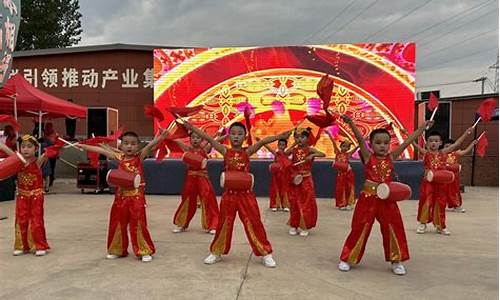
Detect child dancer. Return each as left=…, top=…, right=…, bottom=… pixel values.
left=414, top=127, right=472, bottom=235
left=0, top=135, right=51, bottom=256
left=171, top=131, right=225, bottom=234
left=78, top=130, right=167, bottom=262
left=327, top=132, right=358, bottom=210
left=259, top=137, right=291, bottom=212
left=287, top=128, right=325, bottom=237
left=338, top=117, right=432, bottom=275
left=184, top=121, right=291, bottom=268
left=443, top=138, right=478, bottom=213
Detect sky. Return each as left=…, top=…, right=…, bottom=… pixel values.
left=78, top=0, right=499, bottom=98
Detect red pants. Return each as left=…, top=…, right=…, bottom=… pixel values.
left=210, top=191, right=272, bottom=256
left=335, top=170, right=355, bottom=208
left=173, top=174, right=219, bottom=230
left=14, top=191, right=50, bottom=251
left=269, top=173, right=289, bottom=209
left=340, top=191, right=409, bottom=264
left=447, top=172, right=462, bottom=208
left=418, top=180, right=447, bottom=229
left=288, top=175, right=317, bottom=230
left=107, top=192, right=155, bottom=257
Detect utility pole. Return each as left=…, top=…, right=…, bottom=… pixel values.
left=489, top=55, right=499, bottom=92
left=473, top=76, right=487, bottom=94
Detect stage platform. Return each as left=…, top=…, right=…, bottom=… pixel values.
left=110, top=159, right=425, bottom=199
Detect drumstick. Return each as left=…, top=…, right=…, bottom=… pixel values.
left=293, top=160, right=306, bottom=166
left=58, top=137, right=83, bottom=151
left=472, top=117, right=481, bottom=129
left=426, top=107, right=438, bottom=130
left=477, top=131, right=486, bottom=140
left=59, top=157, right=77, bottom=169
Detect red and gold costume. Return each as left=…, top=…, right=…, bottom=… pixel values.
left=269, top=151, right=290, bottom=209
left=173, top=148, right=219, bottom=230
left=210, top=148, right=273, bottom=257
left=340, top=155, right=409, bottom=264
left=334, top=152, right=355, bottom=208
left=417, top=151, right=448, bottom=229
left=107, top=154, right=155, bottom=257
left=287, top=147, right=318, bottom=230
left=444, top=152, right=462, bottom=208
left=14, top=159, right=50, bottom=252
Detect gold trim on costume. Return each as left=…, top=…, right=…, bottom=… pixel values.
left=246, top=220, right=268, bottom=256
left=17, top=188, right=43, bottom=197
left=136, top=223, right=153, bottom=256
left=347, top=224, right=369, bottom=264
left=14, top=223, right=23, bottom=250
left=211, top=220, right=229, bottom=256
left=389, top=225, right=402, bottom=262
left=108, top=226, right=123, bottom=255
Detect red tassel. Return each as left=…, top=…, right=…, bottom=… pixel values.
left=427, top=92, right=439, bottom=111
left=80, top=127, right=124, bottom=145
left=0, top=115, right=20, bottom=131
left=144, top=104, right=165, bottom=122
left=477, top=98, right=497, bottom=122
left=306, top=111, right=337, bottom=128
left=316, top=74, right=334, bottom=111
left=476, top=132, right=488, bottom=157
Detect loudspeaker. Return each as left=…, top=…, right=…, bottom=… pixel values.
left=87, top=107, right=119, bottom=138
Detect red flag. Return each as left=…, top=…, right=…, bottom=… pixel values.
left=244, top=107, right=253, bottom=145
left=427, top=92, right=439, bottom=111
left=309, top=128, right=323, bottom=146
left=306, top=111, right=337, bottom=128
left=169, top=124, right=189, bottom=139
left=44, top=145, right=61, bottom=158
left=80, top=127, right=124, bottom=145
left=317, top=74, right=334, bottom=111
left=144, top=104, right=165, bottom=122
left=168, top=105, right=203, bottom=118
left=476, top=132, right=488, bottom=157
left=0, top=115, right=20, bottom=131
left=476, top=98, right=497, bottom=122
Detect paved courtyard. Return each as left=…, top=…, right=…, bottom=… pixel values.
left=0, top=182, right=498, bottom=300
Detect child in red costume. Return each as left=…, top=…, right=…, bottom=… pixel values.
left=338, top=115, right=432, bottom=276
left=185, top=121, right=291, bottom=268
left=260, top=138, right=291, bottom=212
left=171, top=131, right=225, bottom=234
left=286, top=128, right=325, bottom=237
left=442, top=138, right=478, bottom=213
left=414, top=128, right=472, bottom=235
left=327, top=132, right=358, bottom=210
left=1, top=135, right=53, bottom=256
left=78, top=130, right=167, bottom=262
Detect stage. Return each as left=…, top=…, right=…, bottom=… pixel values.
left=110, top=159, right=425, bottom=199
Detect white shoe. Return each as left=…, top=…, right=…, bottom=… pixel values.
left=106, top=254, right=119, bottom=259
left=271, top=208, right=278, bottom=212
left=283, top=208, right=290, bottom=212
left=208, top=229, right=216, bottom=235
left=172, top=226, right=185, bottom=233
left=141, top=255, right=153, bottom=262
left=338, top=261, right=351, bottom=272
left=299, top=229, right=309, bottom=237
left=339, top=206, right=347, bottom=210
left=391, top=262, right=406, bottom=275
left=346, top=205, right=353, bottom=210
left=436, top=228, right=451, bottom=235
left=416, top=223, right=426, bottom=234
left=454, top=207, right=466, bottom=213
left=13, top=250, right=25, bottom=256
left=204, top=253, right=222, bottom=264
left=262, top=254, right=277, bottom=268
left=35, top=250, right=47, bottom=256
left=288, top=227, right=298, bottom=236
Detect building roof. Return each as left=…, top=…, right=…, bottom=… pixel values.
left=13, top=43, right=185, bottom=57
left=416, top=92, right=498, bottom=103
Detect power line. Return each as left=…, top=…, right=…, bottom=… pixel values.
left=420, top=47, right=498, bottom=70
left=418, top=4, right=497, bottom=46
left=303, top=0, right=358, bottom=43
left=320, top=0, right=381, bottom=42
left=401, top=0, right=494, bottom=40
left=364, top=0, right=433, bottom=42
left=417, top=79, right=478, bottom=89
left=419, top=28, right=497, bottom=61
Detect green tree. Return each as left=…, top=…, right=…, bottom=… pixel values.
left=17, top=0, right=82, bottom=50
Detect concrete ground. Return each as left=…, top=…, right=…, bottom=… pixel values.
left=0, top=182, right=498, bottom=300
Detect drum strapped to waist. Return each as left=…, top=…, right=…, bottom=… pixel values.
left=363, top=180, right=412, bottom=202
left=106, top=169, right=141, bottom=189
left=290, top=171, right=311, bottom=185
left=425, top=170, right=455, bottom=184
left=182, top=152, right=207, bottom=170
left=220, top=171, right=254, bottom=191
left=0, top=152, right=27, bottom=180
left=445, top=164, right=461, bottom=173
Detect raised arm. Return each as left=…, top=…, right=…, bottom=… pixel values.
left=341, top=115, right=370, bottom=163
left=443, top=127, right=473, bottom=154
left=183, top=121, right=226, bottom=155
left=204, top=133, right=227, bottom=154
left=284, top=140, right=297, bottom=156
left=391, top=121, right=433, bottom=160
left=326, top=131, right=340, bottom=154
left=305, top=147, right=326, bottom=161
left=246, top=130, right=292, bottom=156
left=174, top=139, right=192, bottom=152
left=140, top=128, right=169, bottom=160
left=77, top=144, right=118, bottom=160
left=348, top=145, right=359, bottom=156
left=255, top=137, right=276, bottom=155
left=402, top=128, right=427, bottom=154
left=0, top=142, right=15, bottom=156
left=456, top=139, right=478, bottom=156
